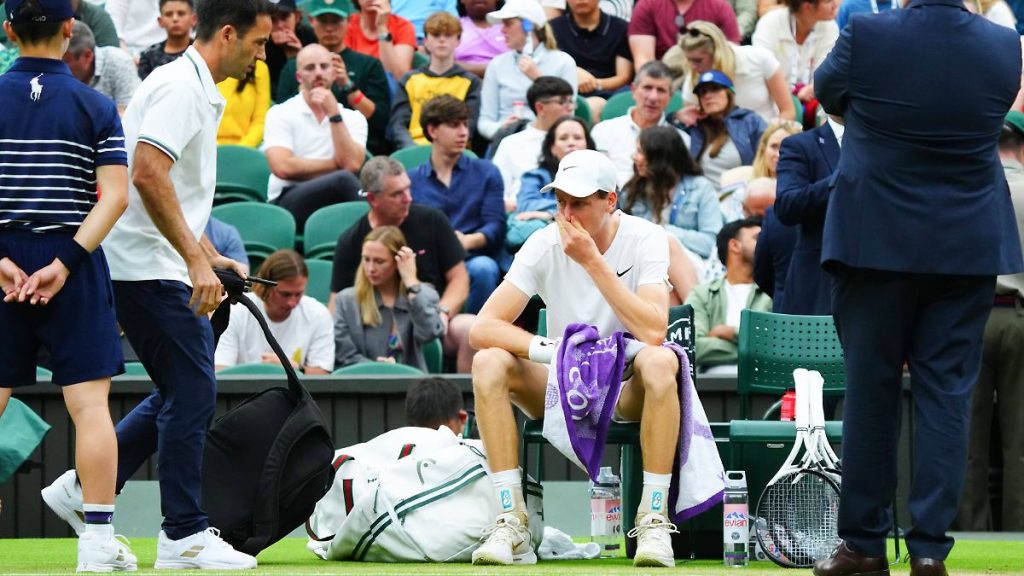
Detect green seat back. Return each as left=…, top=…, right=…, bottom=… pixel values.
left=412, top=50, right=429, bottom=69
left=211, top=203, right=296, bottom=269
left=215, top=145, right=270, bottom=204
left=736, top=309, right=845, bottom=419
left=216, top=362, right=287, bottom=375
left=332, top=362, right=425, bottom=376
left=304, top=259, right=333, bottom=306
left=303, top=201, right=369, bottom=261
left=423, top=338, right=443, bottom=374
left=390, top=145, right=478, bottom=171
left=574, top=94, right=593, bottom=126
left=666, top=92, right=683, bottom=115
left=121, top=362, right=149, bottom=376
left=600, top=91, right=634, bottom=121
left=35, top=366, right=52, bottom=380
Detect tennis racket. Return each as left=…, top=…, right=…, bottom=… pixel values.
left=754, top=369, right=841, bottom=568
left=803, top=370, right=841, bottom=475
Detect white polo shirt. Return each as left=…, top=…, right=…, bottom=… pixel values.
left=214, top=294, right=335, bottom=372
left=491, top=123, right=546, bottom=203
left=106, top=47, right=225, bottom=284
left=591, top=108, right=691, bottom=188
left=262, top=93, right=368, bottom=202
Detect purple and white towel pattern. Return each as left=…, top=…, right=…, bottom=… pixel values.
left=542, top=323, right=725, bottom=522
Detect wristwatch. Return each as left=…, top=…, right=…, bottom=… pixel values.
left=378, top=32, right=393, bottom=43
left=339, top=81, right=357, bottom=97
left=328, top=114, right=344, bottom=123
left=406, top=283, right=422, bottom=295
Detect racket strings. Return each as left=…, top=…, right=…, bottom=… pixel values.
left=757, top=471, right=841, bottom=567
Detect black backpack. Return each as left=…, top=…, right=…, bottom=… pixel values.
left=201, top=270, right=337, bottom=556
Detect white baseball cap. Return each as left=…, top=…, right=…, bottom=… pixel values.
left=540, top=150, right=618, bottom=198
left=486, top=0, right=548, bottom=27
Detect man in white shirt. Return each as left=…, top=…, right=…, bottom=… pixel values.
left=591, top=61, right=690, bottom=187
left=685, top=218, right=771, bottom=372
left=263, top=43, right=367, bottom=232
left=63, top=20, right=139, bottom=115
left=215, top=250, right=334, bottom=374
left=468, top=150, right=684, bottom=568
left=491, top=76, right=575, bottom=210
left=47, top=1, right=271, bottom=569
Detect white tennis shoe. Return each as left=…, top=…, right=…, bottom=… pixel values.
left=630, top=512, right=678, bottom=568
left=42, top=469, right=86, bottom=535
left=471, top=512, right=537, bottom=565
left=155, top=528, right=257, bottom=570
left=77, top=528, right=138, bottom=573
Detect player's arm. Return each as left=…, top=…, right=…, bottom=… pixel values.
left=132, top=142, right=221, bottom=315
left=558, top=214, right=668, bottom=345
left=199, top=233, right=247, bottom=279
left=468, top=280, right=535, bottom=357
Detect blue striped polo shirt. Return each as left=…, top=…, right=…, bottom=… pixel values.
left=0, top=57, right=127, bottom=232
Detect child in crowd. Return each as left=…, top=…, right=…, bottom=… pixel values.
left=137, top=0, right=196, bottom=80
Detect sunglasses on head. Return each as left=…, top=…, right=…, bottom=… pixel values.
left=676, top=15, right=712, bottom=40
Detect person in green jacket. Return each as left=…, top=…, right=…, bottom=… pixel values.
left=686, top=217, right=772, bottom=371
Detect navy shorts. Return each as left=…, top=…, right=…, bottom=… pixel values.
left=0, top=230, right=123, bottom=387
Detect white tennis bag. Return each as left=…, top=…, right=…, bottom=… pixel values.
left=306, top=426, right=544, bottom=562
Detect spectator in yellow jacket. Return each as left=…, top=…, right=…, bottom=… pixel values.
left=217, top=59, right=272, bottom=147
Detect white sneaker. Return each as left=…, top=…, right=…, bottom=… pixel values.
left=629, top=513, right=678, bottom=568
left=77, top=529, right=138, bottom=572
left=155, top=528, right=257, bottom=570
left=471, top=512, right=537, bottom=565
left=42, top=469, right=85, bottom=535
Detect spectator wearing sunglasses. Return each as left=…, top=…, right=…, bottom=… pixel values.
left=673, top=20, right=795, bottom=125
left=628, top=0, right=741, bottom=72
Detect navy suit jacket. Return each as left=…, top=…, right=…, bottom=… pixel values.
left=753, top=207, right=796, bottom=313
left=774, top=123, right=840, bottom=314
left=814, top=0, right=1023, bottom=276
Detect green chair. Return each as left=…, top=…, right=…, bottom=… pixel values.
left=211, top=202, right=296, bottom=270
left=423, top=338, right=443, bottom=374
left=600, top=91, right=635, bottom=121
left=736, top=309, right=845, bottom=419
left=390, top=145, right=478, bottom=171
left=215, top=145, right=270, bottom=204
left=304, top=259, right=333, bottom=306
left=121, top=362, right=149, bottom=376
left=574, top=94, right=593, bottom=126
left=35, top=366, right=52, bottom=380
left=216, top=363, right=287, bottom=375
left=412, top=50, right=429, bottom=70
left=303, top=201, right=369, bottom=261
left=666, top=92, right=683, bottom=115
left=332, top=362, right=425, bottom=376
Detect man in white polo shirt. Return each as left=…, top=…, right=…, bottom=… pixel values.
left=43, top=0, right=271, bottom=570
left=263, top=42, right=367, bottom=232
left=590, top=60, right=690, bottom=187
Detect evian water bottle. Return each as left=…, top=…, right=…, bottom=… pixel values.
left=590, top=466, right=622, bottom=557
left=723, top=470, right=749, bottom=567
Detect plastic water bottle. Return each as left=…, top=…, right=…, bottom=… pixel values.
left=723, top=470, right=749, bottom=567
left=590, top=466, right=622, bottom=557
left=512, top=100, right=527, bottom=119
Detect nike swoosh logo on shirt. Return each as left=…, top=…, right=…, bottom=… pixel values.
left=617, top=266, right=633, bottom=277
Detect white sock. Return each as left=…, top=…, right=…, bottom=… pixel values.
left=490, top=469, right=526, bottom=516
left=83, top=503, right=115, bottom=536
left=639, top=472, right=672, bottom=517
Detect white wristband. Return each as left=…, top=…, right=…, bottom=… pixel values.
left=528, top=335, right=557, bottom=364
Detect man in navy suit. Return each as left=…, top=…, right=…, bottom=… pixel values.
left=812, top=1, right=1022, bottom=575
left=773, top=119, right=841, bottom=315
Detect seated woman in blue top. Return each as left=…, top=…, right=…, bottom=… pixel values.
left=687, top=70, right=767, bottom=190
left=334, top=226, right=445, bottom=372
left=506, top=115, right=594, bottom=251
left=620, top=125, right=722, bottom=302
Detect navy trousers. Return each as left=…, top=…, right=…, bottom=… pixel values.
left=112, top=280, right=217, bottom=540
left=830, top=266, right=994, bottom=560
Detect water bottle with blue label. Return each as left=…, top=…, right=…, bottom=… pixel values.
left=723, top=470, right=749, bottom=567
left=590, top=466, right=622, bottom=557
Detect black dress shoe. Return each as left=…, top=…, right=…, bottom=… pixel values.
left=812, top=542, right=890, bottom=576
left=910, top=558, right=948, bottom=576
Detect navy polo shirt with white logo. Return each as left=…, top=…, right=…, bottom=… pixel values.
left=0, top=57, right=127, bottom=232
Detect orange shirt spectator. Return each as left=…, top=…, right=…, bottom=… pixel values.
left=345, top=0, right=416, bottom=77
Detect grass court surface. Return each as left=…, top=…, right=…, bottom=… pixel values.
left=1, top=537, right=1022, bottom=574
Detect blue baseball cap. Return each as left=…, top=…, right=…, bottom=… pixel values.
left=6, top=0, right=74, bottom=24
left=693, top=70, right=735, bottom=94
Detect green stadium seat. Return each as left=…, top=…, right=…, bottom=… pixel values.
left=332, top=362, right=425, bottom=376
left=303, top=201, right=369, bottom=261
left=599, top=91, right=634, bottom=121
left=36, top=366, right=52, bottom=380
left=304, top=259, right=333, bottom=306
left=120, top=362, right=149, bottom=377
left=574, top=94, right=593, bottom=126
left=211, top=202, right=296, bottom=270
left=215, top=145, right=270, bottom=204
left=216, top=363, right=287, bottom=375
left=423, top=338, right=443, bottom=374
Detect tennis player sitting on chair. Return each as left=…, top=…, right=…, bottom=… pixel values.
left=469, top=149, right=682, bottom=567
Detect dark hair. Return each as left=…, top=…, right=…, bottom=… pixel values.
left=9, top=0, right=65, bottom=44
left=527, top=76, right=573, bottom=115
left=537, top=115, right=595, bottom=175
left=405, top=377, right=464, bottom=429
left=716, top=217, right=760, bottom=264
left=696, top=88, right=736, bottom=160
left=419, top=94, right=469, bottom=143
left=159, top=0, right=195, bottom=9
left=622, top=126, right=701, bottom=224
left=194, top=0, right=271, bottom=43
left=785, top=0, right=819, bottom=12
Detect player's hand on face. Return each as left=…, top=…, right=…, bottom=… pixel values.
left=0, top=257, right=28, bottom=303
left=18, top=258, right=68, bottom=305
left=187, top=260, right=223, bottom=317
left=556, top=213, right=600, bottom=267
